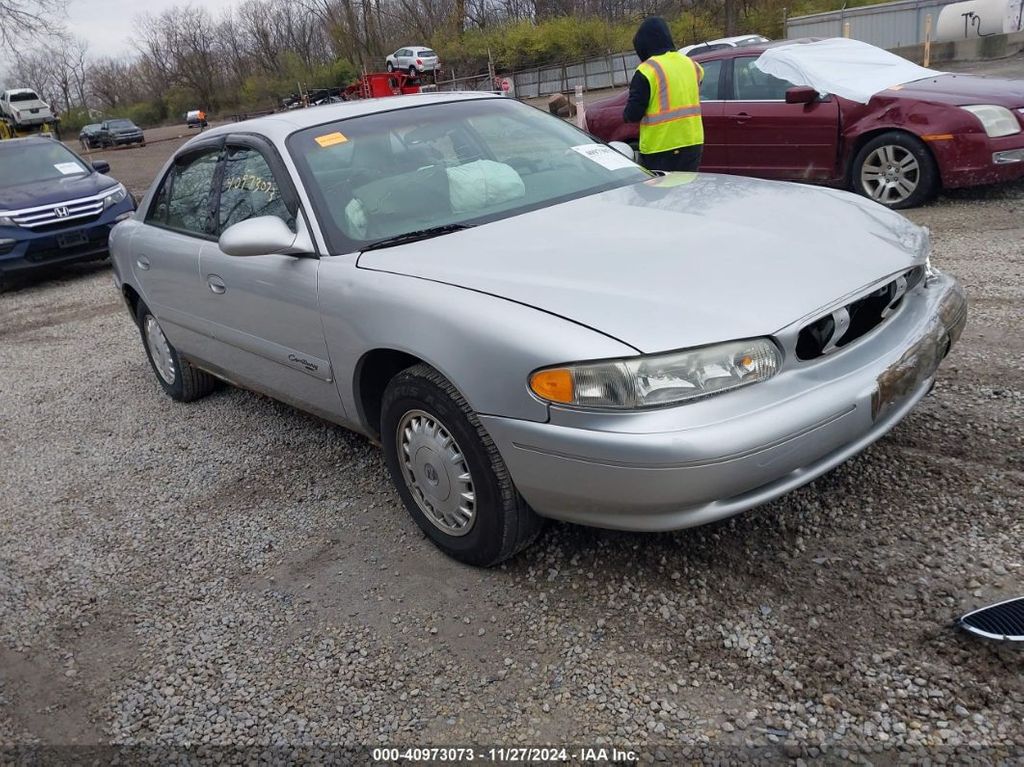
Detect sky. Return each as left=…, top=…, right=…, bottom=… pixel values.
left=66, top=0, right=244, bottom=57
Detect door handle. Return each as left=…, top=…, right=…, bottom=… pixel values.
left=207, top=274, right=226, bottom=294
left=136, top=256, right=150, bottom=270
left=735, top=112, right=752, bottom=123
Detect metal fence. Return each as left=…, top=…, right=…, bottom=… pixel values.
left=435, top=52, right=639, bottom=98
left=785, top=0, right=961, bottom=48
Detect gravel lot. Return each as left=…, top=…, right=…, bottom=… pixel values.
left=2, top=97, right=1023, bottom=761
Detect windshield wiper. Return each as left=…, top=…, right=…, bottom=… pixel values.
left=361, top=223, right=474, bottom=252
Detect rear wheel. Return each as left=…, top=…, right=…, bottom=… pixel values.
left=136, top=301, right=216, bottom=402
left=380, top=364, right=542, bottom=567
left=408, top=66, right=417, bottom=79
left=852, top=131, right=938, bottom=209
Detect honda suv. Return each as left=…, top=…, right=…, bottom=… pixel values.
left=0, top=137, right=135, bottom=285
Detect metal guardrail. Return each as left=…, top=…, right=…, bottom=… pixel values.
left=435, top=52, right=639, bottom=98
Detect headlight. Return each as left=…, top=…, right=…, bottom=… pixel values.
left=102, top=184, right=127, bottom=208
left=529, top=338, right=782, bottom=410
left=0, top=215, right=16, bottom=227
left=961, top=105, right=1021, bottom=138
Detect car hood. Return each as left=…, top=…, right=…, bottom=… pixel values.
left=357, top=174, right=929, bottom=353
left=888, top=73, right=1024, bottom=107
left=0, top=173, right=117, bottom=211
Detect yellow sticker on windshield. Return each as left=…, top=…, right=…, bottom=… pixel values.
left=315, top=132, right=348, bottom=148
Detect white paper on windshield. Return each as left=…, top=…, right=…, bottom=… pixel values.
left=54, top=162, right=84, bottom=175
left=754, top=38, right=943, bottom=105
left=571, top=143, right=636, bottom=170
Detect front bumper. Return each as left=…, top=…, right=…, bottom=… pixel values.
left=0, top=201, right=135, bottom=276
left=111, top=133, right=144, bottom=145
left=481, top=272, right=967, bottom=532
left=933, top=131, right=1024, bottom=189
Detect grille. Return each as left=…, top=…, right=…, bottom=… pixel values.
left=10, top=196, right=105, bottom=230
left=959, top=597, right=1024, bottom=641
left=796, top=266, right=925, bottom=360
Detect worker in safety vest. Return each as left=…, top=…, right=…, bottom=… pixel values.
left=623, top=17, right=704, bottom=172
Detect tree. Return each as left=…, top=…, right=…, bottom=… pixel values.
left=0, top=0, right=67, bottom=49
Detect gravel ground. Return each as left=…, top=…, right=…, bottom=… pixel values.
left=2, top=104, right=1023, bottom=762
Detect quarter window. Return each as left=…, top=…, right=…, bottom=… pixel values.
left=148, top=149, right=220, bottom=235
left=698, top=59, right=723, bottom=100
left=732, top=56, right=796, bottom=101
left=217, top=147, right=292, bottom=233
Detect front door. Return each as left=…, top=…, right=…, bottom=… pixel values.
left=196, top=137, right=344, bottom=420
left=723, top=55, right=840, bottom=181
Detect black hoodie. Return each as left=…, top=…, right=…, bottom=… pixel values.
left=623, top=17, right=676, bottom=125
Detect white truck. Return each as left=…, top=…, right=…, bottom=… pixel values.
left=1, top=88, right=55, bottom=129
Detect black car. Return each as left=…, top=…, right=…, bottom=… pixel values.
left=0, top=136, right=135, bottom=285
left=79, top=123, right=102, bottom=149
left=94, top=118, right=145, bottom=148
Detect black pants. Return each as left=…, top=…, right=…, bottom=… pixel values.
left=640, top=144, right=703, bottom=173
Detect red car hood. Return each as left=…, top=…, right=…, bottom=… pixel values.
left=886, top=74, right=1024, bottom=108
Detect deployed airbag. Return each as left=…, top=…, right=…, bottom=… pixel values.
left=754, top=38, right=943, bottom=105
left=446, top=160, right=525, bottom=213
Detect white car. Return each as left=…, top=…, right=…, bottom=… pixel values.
left=385, top=46, right=440, bottom=76
left=0, top=88, right=54, bottom=128
left=679, top=34, right=769, bottom=57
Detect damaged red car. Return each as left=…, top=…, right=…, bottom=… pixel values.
left=583, top=38, right=1024, bottom=208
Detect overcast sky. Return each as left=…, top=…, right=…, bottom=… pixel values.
left=67, top=0, right=244, bottom=57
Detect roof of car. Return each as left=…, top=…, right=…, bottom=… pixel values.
left=0, top=136, right=60, bottom=149
left=691, top=38, right=816, bottom=62
left=195, top=91, right=499, bottom=143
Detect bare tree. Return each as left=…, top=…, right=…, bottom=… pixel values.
left=0, top=0, right=67, bottom=49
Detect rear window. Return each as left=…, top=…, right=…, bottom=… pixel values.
left=10, top=91, right=39, bottom=102
left=421, top=50, right=437, bottom=57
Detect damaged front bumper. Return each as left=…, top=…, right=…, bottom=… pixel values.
left=481, top=272, right=967, bottom=532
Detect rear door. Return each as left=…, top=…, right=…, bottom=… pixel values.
left=723, top=55, right=840, bottom=180
left=695, top=57, right=728, bottom=173
left=131, top=141, right=223, bottom=359
left=196, top=135, right=342, bottom=418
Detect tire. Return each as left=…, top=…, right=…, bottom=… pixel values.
left=408, top=66, right=417, bottom=78
left=386, top=61, right=394, bottom=72
left=380, top=364, right=543, bottom=567
left=136, top=301, right=216, bottom=402
left=851, top=131, right=938, bottom=209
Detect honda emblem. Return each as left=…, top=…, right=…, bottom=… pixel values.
left=54, top=206, right=70, bottom=218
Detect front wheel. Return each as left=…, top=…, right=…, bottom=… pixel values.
left=380, top=364, right=542, bottom=567
left=136, top=301, right=216, bottom=402
left=851, top=131, right=938, bottom=209
left=386, top=61, right=394, bottom=72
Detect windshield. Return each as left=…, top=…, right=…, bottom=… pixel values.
left=288, top=98, right=648, bottom=253
left=0, top=142, right=90, bottom=187
left=10, top=91, right=39, bottom=102
left=109, top=119, right=134, bottom=128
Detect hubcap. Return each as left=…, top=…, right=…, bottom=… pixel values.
left=396, top=410, right=476, bottom=537
left=144, top=315, right=176, bottom=385
left=861, top=145, right=920, bottom=205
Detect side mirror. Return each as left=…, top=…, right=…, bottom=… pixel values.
left=218, top=215, right=313, bottom=257
left=91, top=160, right=111, bottom=174
left=608, top=141, right=635, bottom=160
left=785, top=86, right=818, bottom=105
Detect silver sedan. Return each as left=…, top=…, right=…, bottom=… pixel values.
left=109, top=93, right=966, bottom=566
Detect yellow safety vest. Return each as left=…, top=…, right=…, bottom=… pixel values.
left=638, top=52, right=704, bottom=155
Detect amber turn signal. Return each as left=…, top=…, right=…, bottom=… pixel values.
left=530, top=368, right=573, bottom=403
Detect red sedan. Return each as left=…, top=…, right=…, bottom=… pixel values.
left=583, top=40, right=1024, bottom=208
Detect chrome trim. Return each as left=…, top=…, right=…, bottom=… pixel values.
left=958, top=596, right=1024, bottom=642
left=0, top=186, right=121, bottom=229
